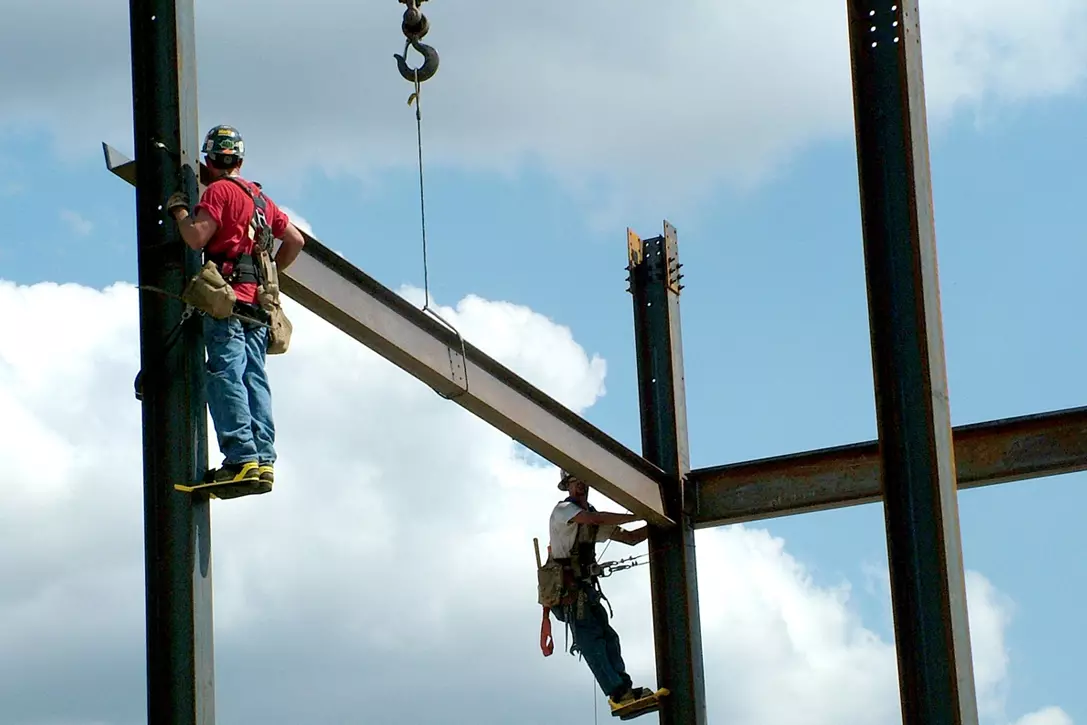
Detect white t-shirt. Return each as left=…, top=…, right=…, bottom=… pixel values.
left=548, top=500, right=616, bottom=559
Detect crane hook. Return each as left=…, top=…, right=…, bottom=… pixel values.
left=395, top=36, right=440, bottom=83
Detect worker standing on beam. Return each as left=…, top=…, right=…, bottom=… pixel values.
left=165, top=124, right=307, bottom=498
left=544, top=470, right=666, bottom=718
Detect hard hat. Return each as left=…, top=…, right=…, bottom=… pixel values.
left=558, top=469, right=575, bottom=490
left=202, top=124, right=245, bottom=163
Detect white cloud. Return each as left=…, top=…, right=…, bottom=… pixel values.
left=1013, top=708, right=1075, bottom=725
left=2, top=0, right=1085, bottom=213
left=278, top=205, right=312, bottom=236
left=0, top=277, right=1076, bottom=725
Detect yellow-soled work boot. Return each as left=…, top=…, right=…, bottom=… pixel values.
left=175, top=461, right=262, bottom=499
left=610, top=687, right=669, bottom=721
left=255, top=463, right=274, bottom=494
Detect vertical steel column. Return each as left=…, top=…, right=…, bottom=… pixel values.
left=129, top=1, right=215, bottom=723
left=627, top=223, right=707, bottom=725
left=846, top=2, right=979, bottom=724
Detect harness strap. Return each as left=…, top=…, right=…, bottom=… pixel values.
left=204, top=176, right=273, bottom=285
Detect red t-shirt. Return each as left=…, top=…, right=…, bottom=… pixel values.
left=194, top=176, right=290, bottom=304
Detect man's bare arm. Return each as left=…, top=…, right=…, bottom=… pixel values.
left=609, top=525, right=649, bottom=546
left=275, top=222, right=305, bottom=271
left=570, top=511, right=641, bottom=527
left=173, top=208, right=219, bottom=251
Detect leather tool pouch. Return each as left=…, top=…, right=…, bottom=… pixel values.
left=181, top=261, right=237, bottom=319
left=255, top=248, right=291, bottom=355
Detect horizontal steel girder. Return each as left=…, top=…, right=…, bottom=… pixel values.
left=690, top=405, right=1087, bottom=528
left=103, top=143, right=672, bottom=526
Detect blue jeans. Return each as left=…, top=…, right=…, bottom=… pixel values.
left=552, top=586, right=632, bottom=698
left=202, top=313, right=276, bottom=466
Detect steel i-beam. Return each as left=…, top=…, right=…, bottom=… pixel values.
left=847, top=1, right=979, bottom=723
left=628, top=224, right=707, bottom=725
left=102, top=146, right=672, bottom=527
left=127, top=0, right=215, bottom=723
left=690, top=405, right=1087, bottom=527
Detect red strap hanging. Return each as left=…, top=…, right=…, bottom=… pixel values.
left=540, top=606, right=554, bottom=657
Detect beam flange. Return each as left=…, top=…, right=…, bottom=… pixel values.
left=104, top=145, right=672, bottom=527
left=689, top=406, right=1087, bottom=527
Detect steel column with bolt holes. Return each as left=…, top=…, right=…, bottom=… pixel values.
left=129, top=1, right=215, bottom=723
left=847, top=1, right=979, bottom=724
left=628, top=224, right=707, bottom=725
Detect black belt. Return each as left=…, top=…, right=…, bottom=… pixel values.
left=209, top=253, right=259, bottom=285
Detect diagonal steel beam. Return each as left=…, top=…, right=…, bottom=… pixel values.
left=103, top=144, right=672, bottom=526
left=690, top=405, right=1087, bottom=528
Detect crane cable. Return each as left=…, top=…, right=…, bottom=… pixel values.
left=407, top=71, right=433, bottom=311
left=395, top=2, right=469, bottom=400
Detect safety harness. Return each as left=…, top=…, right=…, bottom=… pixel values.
left=204, top=176, right=275, bottom=293
left=538, top=497, right=614, bottom=658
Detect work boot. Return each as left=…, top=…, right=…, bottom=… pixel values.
left=609, top=686, right=659, bottom=715
left=202, top=461, right=264, bottom=499
left=256, top=463, right=274, bottom=494
left=608, top=687, right=638, bottom=713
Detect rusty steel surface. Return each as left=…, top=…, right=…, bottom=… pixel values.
left=689, top=405, right=1087, bottom=527
left=104, top=146, right=671, bottom=526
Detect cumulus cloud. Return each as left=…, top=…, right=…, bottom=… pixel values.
left=0, top=278, right=1075, bottom=725
left=2, top=0, right=1086, bottom=211
left=278, top=206, right=312, bottom=236
left=1013, top=708, right=1076, bottom=725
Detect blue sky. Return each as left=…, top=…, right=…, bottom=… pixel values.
left=2, top=2, right=1086, bottom=723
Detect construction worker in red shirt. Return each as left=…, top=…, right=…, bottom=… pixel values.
left=165, top=124, right=306, bottom=498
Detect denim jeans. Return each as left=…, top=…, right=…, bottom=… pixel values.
left=552, top=585, right=632, bottom=698
left=202, top=313, right=276, bottom=466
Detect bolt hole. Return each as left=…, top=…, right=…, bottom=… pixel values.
left=151, top=14, right=156, bottom=20
left=872, top=41, right=877, bottom=47
left=869, top=9, right=875, bottom=15
left=892, top=5, right=898, bottom=10
left=894, top=36, right=900, bottom=43
left=893, top=20, right=899, bottom=26
left=870, top=25, right=876, bottom=32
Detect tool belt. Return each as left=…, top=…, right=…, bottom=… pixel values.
left=537, top=556, right=577, bottom=609
left=252, top=246, right=292, bottom=356
left=181, top=260, right=237, bottom=320
left=180, top=175, right=295, bottom=355
left=180, top=249, right=291, bottom=355
left=538, top=553, right=601, bottom=613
